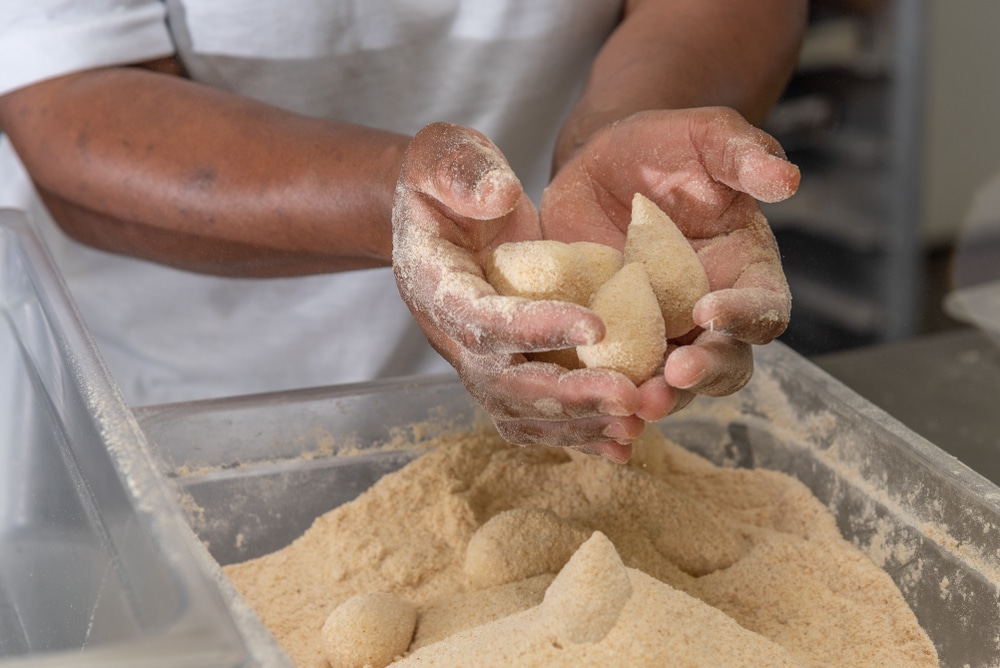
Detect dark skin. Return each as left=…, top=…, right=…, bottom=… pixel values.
left=0, top=57, right=408, bottom=276
left=553, top=0, right=805, bottom=170
left=0, top=0, right=807, bottom=460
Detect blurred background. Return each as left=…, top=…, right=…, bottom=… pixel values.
left=762, top=0, right=1000, bottom=356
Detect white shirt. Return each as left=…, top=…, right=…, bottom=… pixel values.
left=0, top=0, right=622, bottom=405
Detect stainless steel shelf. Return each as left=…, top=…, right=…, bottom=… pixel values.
left=769, top=0, right=925, bottom=355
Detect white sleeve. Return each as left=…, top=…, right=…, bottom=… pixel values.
left=0, top=1, right=175, bottom=96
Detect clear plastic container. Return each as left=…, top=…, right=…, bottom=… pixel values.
left=138, top=345, right=1000, bottom=668
left=0, top=211, right=272, bottom=667
left=7, top=207, right=999, bottom=666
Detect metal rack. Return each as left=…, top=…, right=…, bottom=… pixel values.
left=763, top=0, right=925, bottom=355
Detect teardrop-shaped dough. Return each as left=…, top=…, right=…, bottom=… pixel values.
left=576, top=262, right=666, bottom=384
left=624, top=193, right=710, bottom=339
left=539, top=531, right=633, bottom=645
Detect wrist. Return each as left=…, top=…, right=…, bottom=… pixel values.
left=372, top=133, right=411, bottom=263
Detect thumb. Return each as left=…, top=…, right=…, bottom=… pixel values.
left=401, top=122, right=523, bottom=220
left=732, top=144, right=801, bottom=204
left=694, top=109, right=800, bottom=204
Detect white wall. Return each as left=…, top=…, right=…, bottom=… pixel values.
left=920, top=1, right=1000, bottom=245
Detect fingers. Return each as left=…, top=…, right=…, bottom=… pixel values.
left=694, top=209, right=791, bottom=344
left=694, top=287, right=790, bottom=345
left=663, top=330, right=754, bottom=397
left=440, top=291, right=605, bottom=355
left=467, top=364, right=642, bottom=420
left=571, top=441, right=634, bottom=465
left=635, top=374, right=677, bottom=421
left=461, top=360, right=647, bottom=463
left=494, top=414, right=645, bottom=452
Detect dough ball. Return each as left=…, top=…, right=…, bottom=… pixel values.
left=624, top=193, right=710, bottom=339
left=570, top=241, right=624, bottom=290
left=487, top=239, right=622, bottom=370
left=464, top=508, right=591, bottom=588
left=485, top=240, right=593, bottom=305
left=320, top=592, right=417, bottom=668
left=576, top=262, right=666, bottom=384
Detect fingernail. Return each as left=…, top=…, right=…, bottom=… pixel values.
left=599, top=398, right=631, bottom=417
left=603, top=422, right=630, bottom=442
left=596, top=441, right=632, bottom=464
left=474, top=166, right=519, bottom=207
left=668, top=350, right=705, bottom=390
left=569, top=320, right=602, bottom=346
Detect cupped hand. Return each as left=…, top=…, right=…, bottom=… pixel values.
left=393, top=122, right=654, bottom=462
left=541, top=107, right=799, bottom=407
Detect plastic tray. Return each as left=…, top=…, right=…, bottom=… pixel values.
left=137, top=345, right=1000, bottom=668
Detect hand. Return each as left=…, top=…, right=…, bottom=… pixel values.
left=393, top=122, right=653, bottom=462
left=541, top=107, right=798, bottom=409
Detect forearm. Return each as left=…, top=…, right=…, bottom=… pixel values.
left=554, top=0, right=807, bottom=171
left=0, top=66, right=408, bottom=276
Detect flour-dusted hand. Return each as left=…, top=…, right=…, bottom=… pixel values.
left=392, top=122, right=652, bottom=462
left=541, top=107, right=799, bottom=405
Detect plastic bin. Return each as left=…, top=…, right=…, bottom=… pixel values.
left=6, top=207, right=999, bottom=666
left=137, top=345, right=1000, bottom=667
left=0, top=211, right=271, bottom=667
